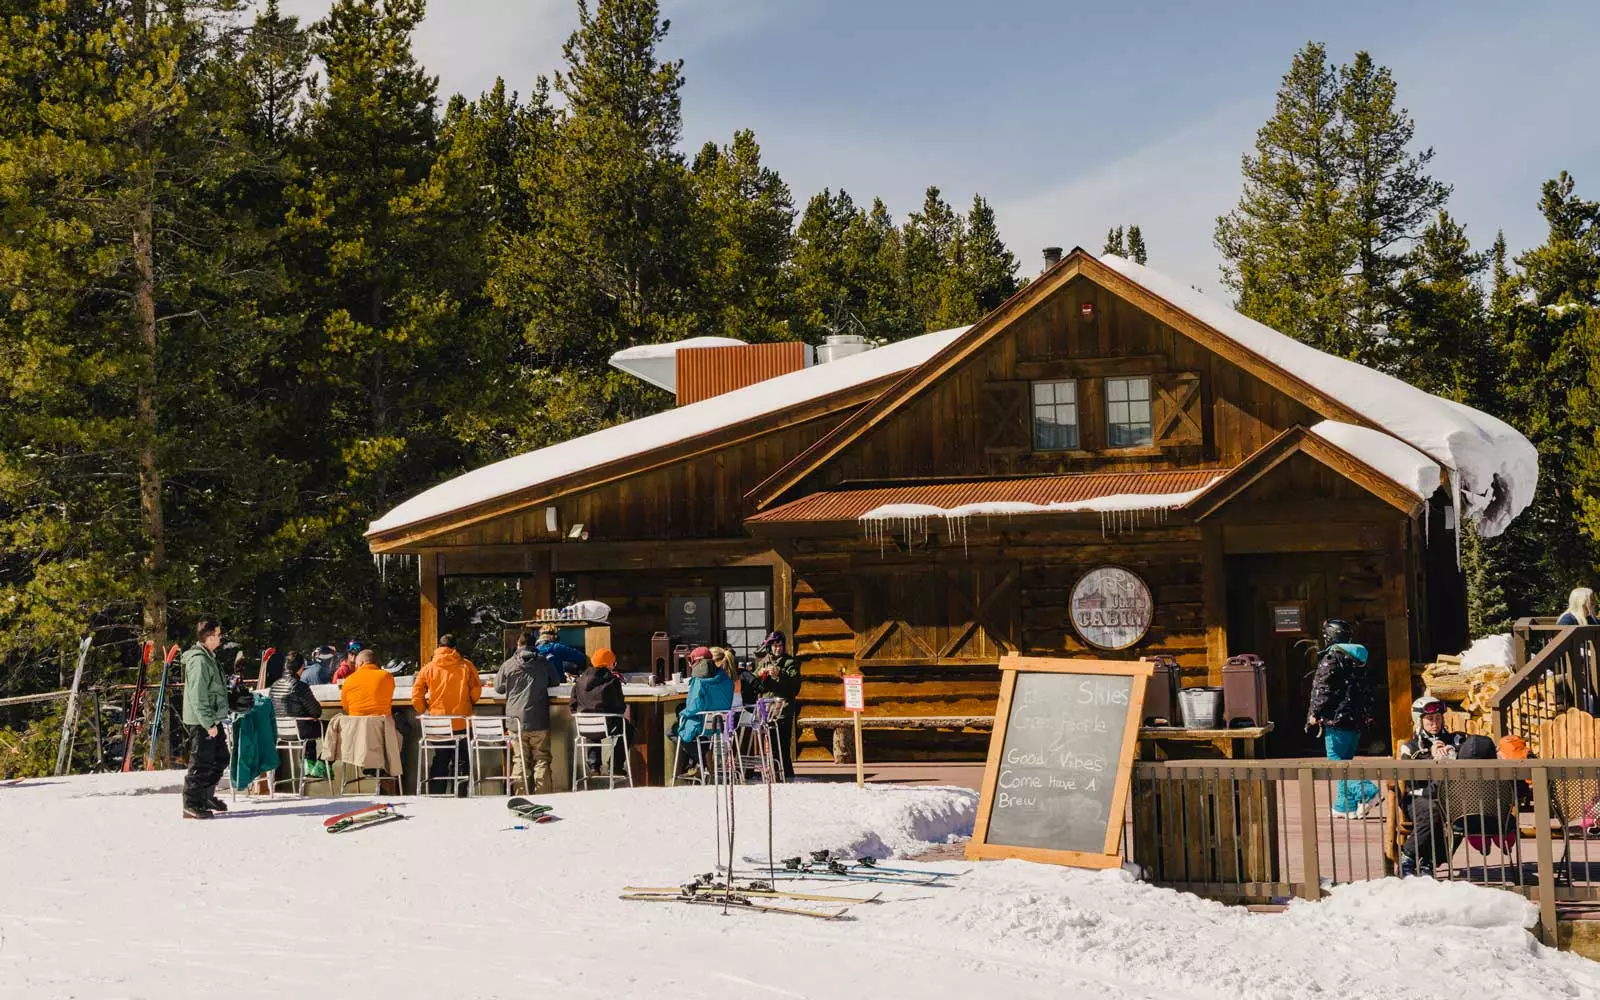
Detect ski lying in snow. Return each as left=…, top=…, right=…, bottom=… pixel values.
left=717, top=863, right=944, bottom=886
left=624, top=884, right=880, bottom=904
left=325, top=803, right=405, bottom=833
left=798, top=851, right=966, bottom=879
left=846, top=858, right=968, bottom=878
left=620, top=891, right=849, bottom=919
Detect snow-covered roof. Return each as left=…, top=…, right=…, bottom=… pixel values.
left=607, top=335, right=746, bottom=393
left=1309, top=421, right=1442, bottom=499
left=1099, top=255, right=1537, bottom=536
left=368, top=327, right=969, bottom=537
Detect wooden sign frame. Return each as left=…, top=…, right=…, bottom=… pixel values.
left=967, top=654, right=1151, bottom=868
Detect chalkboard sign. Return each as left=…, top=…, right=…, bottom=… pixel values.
left=667, top=592, right=714, bottom=646
left=967, top=655, right=1150, bottom=868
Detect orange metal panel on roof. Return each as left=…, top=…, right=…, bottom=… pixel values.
left=676, top=341, right=810, bottom=405
left=746, top=469, right=1227, bottom=523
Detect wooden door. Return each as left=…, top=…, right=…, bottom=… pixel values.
left=1227, top=554, right=1383, bottom=757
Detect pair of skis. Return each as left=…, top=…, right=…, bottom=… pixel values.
left=620, top=881, right=869, bottom=919
left=121, top=643, right=180, bottom=771
left=716, top=861, right=950, bottom=886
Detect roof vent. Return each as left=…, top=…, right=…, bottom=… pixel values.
left=608, top=336, right=744, bottom=394
left=817, top=334, right=871, bottom=364
left=1042, top=246, right=1063, bottom=271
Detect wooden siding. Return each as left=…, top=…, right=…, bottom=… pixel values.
left=424, top=413, right=851, bottom=548
left=791, top=274, right=1323, bottom=494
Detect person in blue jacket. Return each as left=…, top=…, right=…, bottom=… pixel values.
left=534, top=625, right=589, bottom=686
left=1306, top=618, right=1379, bottom=819
left=673, top=646, right=733, bottom=781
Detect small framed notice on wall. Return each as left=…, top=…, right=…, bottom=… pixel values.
left=1271, top=603, right=1305, bottom=634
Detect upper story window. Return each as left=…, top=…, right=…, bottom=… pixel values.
left=1032, top=380, right=1079, bottom=450
left=1106, top=376, right=1153, bottom=447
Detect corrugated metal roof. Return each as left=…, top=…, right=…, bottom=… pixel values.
left=747, top=470, right=1227, bottom=523
left=676, top=342, right=810, bottom=405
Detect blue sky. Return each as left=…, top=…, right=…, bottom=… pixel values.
left=277, top=0, right=1600, bottom=293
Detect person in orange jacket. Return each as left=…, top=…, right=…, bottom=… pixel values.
left=340, top=650, right=395, bottom=717
left=412, top=634, right=482, bottom=795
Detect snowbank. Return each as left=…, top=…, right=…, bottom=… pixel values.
left=1099, top=255, right=1538, bottom=536
left=1460, top=632, right=1516, bottom=670
left=5, top=773, right=1596, bottom=999
left=368, top=326, right=967, bottom=536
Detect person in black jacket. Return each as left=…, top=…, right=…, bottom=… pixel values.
left=572, top=648, right=627, bottom=780
left=1306, top=619, right=1378, bottom=819
left=750, top=632, right=801, bottom=780
left=268, top=651, right=326, bottom=779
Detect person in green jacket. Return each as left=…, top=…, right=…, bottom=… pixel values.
left=181, top=618, right=230, bottom=819
left=750, top=631, right=801, bottom=780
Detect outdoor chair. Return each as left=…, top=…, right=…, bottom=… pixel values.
left=669, top=710, right=725, bottom=787
left=572, top=712, right=632, bottom=790
left=733, top=699, right=783, bottom=785
left=467, top=716, right=520, bottom=797
left=1439, top=776, right=1521, bottom=872
left=320, top=713, right=402, bottom=797
left=417, top=715, right=470, bottom=797
left=272, top=716, right=318, bottom=796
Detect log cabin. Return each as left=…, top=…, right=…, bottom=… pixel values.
left=366, top=248, right=1536, bottom=761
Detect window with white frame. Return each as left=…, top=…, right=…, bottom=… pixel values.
left=1031, top=380, right=1079, bottom=450
left=1106, top=376, right=1153, bottom=447
left=721, top=588, right=770, bottom=661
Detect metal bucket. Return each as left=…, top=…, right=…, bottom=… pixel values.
left=1177, top=687, right=1224, bottom=729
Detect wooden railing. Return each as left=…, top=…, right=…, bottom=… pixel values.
left=1492, top=625, right=1600, bottom=745
left=1512, top=616, right=1571, bottom=672
left=1126, top=758, right=1600, bottom=944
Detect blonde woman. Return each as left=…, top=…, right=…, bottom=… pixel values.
left=1559, top=587, right=1599, bottom=626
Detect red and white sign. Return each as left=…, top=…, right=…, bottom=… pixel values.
left=842, top=674, right=865, bottom=713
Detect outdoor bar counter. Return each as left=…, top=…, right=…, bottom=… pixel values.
left=306, top=678, right=689, bottom=795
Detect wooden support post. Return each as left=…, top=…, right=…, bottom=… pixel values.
left=1382, top=526, right=1413, bottom=751
left=419, top=553, right=442, bottom=668
left=853, top=712, right=864, bottom=789
left=1532, top=766, right=1558, bottom=945
left=1297, top=766, right=1320, bottom=900
left=1201, top=524, right=1227, bottom=683
left=521, top=550, right=553, bottom=619
left=771, top=550, right=795, bottom=649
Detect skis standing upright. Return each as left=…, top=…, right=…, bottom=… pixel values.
left=52, top=635, right=94, bottom=776
left=120, top=642, right=154, bottom=772
left=144, top=644, right=180, bottom=770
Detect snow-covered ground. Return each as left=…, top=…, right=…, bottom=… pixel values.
left=3, top=772, right=1597, bottom=1000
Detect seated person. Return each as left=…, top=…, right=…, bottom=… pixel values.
left=572, top=648, right=627, bottom=778
left=1397, top=697, right=1465, bottom=877
left=534, top=624, right=588, bottom=686
left=412, top=634, right=482, bottom=795
left=269, top=651, right=328, bottom=779
left=339, top=649, right=395, bottom=716
left=301, top=644, right=336, bottom=686
left=674, top=647, right=734, bottom=780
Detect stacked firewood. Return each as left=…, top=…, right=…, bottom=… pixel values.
left=1421, top=653, right=1524, bottom=740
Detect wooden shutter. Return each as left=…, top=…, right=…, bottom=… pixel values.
left=940, top=567, right=1019, bottom=662
left=857, top=574, right=941, bottom=666
left=1153, top=372, right=1203, bottom=447
left=982, top=380, right=1032, bottom=454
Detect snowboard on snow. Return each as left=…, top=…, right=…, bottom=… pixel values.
left=324, top=802, right=406, bottom=834
left=507, top=797, right=558, bottom=823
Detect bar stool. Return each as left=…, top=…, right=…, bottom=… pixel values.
left=417, top=716, right=469, bottom=797
left=669, top=710, right=719, bottom=787
left=468, top=717, right=520, bottom=796
left=572, top=713, right=632, bottom=790
left=273, top=717, right=314, bottom=795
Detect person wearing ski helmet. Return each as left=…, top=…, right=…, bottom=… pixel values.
left=1306, top=619, right=1379, bottom=819
left=1395, top=696, right=1466, bottom=876
left=302, top=644, right=337, bottom=686
left=751, top=632, right=801, bottom=780
left=331, top=640, right=364, bottom=684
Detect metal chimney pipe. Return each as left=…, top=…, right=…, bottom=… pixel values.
left=1042, top=246, right=1063, bottom=271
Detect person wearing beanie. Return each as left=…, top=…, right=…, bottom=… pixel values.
left=572, top=648, right=627, bottom=781
left=673, top=646, right=733, bottom=781
left=750, top=631, right=801, bottom=780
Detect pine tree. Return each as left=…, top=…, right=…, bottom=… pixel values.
left=1103, top=226, right=1125, bottom=257
left=1386, top=211, right=1489, bottom=403
left=689, top=129, right=795, bottom=343
left=1216, top=42, right=1355, bottom=357
left=962, top=195, right=1020, bottom=313
left=791, top=189, right=916, bottom=343
left=1462, top=520, right=1512, bottom=637
left=902, top=186, right=962, bottom=329
left=0, top=1, right=276, bottom=669
left=1336, top=52, right=1450, bottom=350
left=1126, top=224, right=1148, bottom=264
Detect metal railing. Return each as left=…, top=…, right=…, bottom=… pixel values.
left=1491, top=625, right=1600, bottom=747
left=1125, top=759, right=1600, bottom=943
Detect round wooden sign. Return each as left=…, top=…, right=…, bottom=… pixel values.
left=1069, top=566, right=1153, bottom=650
